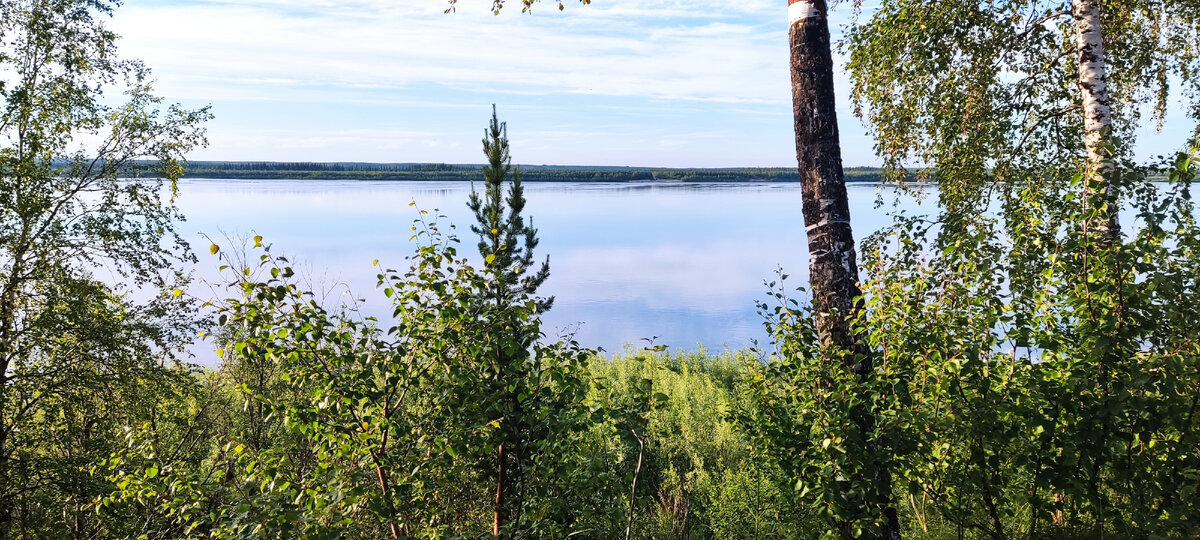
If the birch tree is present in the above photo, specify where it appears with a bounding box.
[1071,0,1118,240]
[0,0,209,536]
[845,1,1200,536]
[787,1,901,539]
[458,1,900,535]
[847,0,1200,214]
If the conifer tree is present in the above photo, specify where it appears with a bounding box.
[467,106,555,537]
[468,105,553,314]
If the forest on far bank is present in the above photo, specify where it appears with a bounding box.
[168,161,891,182]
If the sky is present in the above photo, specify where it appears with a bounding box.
[107,0,873,167]
[109,0,1194,168]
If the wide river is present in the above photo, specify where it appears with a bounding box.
[173,179,930,363]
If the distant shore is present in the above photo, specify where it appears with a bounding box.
[178,161,891,183]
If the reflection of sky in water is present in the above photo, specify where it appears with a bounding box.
[172,179,925,365]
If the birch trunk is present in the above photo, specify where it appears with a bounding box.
[790,0,863,354]
[788,1,901,538]
[1073,0,1119,240]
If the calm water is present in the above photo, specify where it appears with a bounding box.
[173,179,927,364]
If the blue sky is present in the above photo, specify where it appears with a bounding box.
[110,0,1193,167]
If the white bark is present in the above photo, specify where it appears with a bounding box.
[1072,0,1118,236]
[1073,0,1112,167]
[789,0,820,25]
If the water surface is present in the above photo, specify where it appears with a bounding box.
[174,179,924,363]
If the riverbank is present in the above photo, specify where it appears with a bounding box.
[175,161,891,182]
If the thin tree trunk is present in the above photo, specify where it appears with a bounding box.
[624,430,644,540]
[1073,5,1120,529]
[1073,0,1119,241]
[494,443,506,537]
[788,1,901,538]
[0,234,29,540]
[373,457,402,539]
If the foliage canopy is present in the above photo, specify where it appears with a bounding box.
[0,0,208,536]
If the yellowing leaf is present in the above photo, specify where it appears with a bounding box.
[253,235,263,247]
[209,244,219,255]
[172,289,183,298]
[485,254,496,265]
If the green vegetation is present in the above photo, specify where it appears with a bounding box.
[94,112,821,538]
[749,151,1200,539]
[0,0,209,536]
[3,1,1200,539]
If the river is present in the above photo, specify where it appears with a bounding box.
[172,179,931,363]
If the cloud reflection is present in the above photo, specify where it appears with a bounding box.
[173,180,904,364]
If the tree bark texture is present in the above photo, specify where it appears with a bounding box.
[1072,0,1119,239]
[789,1,902,538]
[789,0,863,354]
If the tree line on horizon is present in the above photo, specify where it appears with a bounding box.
[3,0,1200,539]
[174,161,891,183]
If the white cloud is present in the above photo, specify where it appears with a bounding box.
[95,0,894,166]
[112,0,790,104]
